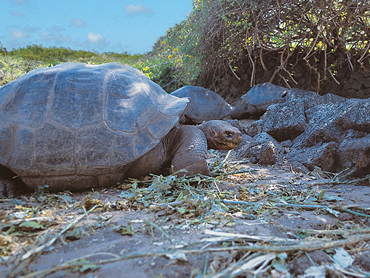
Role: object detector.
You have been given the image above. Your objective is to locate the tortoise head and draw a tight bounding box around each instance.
[198,120,242,150]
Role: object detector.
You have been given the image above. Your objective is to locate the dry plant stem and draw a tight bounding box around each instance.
[146,220,173,245]
[279,73,290,88]
[211,149,232,173]
[246,47,255,87]
[347,52,354,72]
[328,68,340,85]
[275,222,370,235]
[357,41,370,64]
[328,265,368,278]
[228,63,240,81]
[22,204,98,259]
[222,200,327,210]
[225,200,370,218]
[260,48,267,71]
[296,173,370,186]
[342,208,370,218]
[0,199,14,202]
[21,233,370,278]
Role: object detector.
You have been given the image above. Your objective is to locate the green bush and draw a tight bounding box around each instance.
[149,19,205,92]
[187,0,370,89]
[149,0,370,92]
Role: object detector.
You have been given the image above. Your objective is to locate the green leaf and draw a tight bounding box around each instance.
[177,206,187,214]
[19,221,45,230]
[70,259,99,273]
[65,228,84,241]
[113,224,135,236]
[318,189,325,200]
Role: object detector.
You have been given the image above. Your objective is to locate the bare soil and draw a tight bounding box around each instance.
[1,159,370,278]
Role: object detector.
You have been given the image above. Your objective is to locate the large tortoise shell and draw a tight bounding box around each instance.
[0,62,188,190]
[171,85,232,123]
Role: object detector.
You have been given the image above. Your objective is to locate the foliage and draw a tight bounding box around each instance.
[1,44,143,64]
[186,0,370,90]
[0,43,193,91]
[0,45,145,86]
[0,56,46,85]
[148,19,205,92]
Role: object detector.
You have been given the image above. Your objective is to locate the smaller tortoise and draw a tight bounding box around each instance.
[0,63,242,196]
[171,85,233,124]
[230,82,288,119]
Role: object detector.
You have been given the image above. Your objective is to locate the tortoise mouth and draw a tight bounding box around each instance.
[214,136,242,150]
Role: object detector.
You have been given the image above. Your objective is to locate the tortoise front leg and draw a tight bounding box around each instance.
[170,126,211,177]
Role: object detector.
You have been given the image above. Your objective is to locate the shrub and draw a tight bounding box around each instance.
[189,0,370,91]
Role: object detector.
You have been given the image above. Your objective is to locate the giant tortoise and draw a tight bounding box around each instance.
[171,85,233,124]
[230,82,289,118]
[0,63,242,196]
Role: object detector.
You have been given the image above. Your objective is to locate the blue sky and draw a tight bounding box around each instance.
[1,0,193,54]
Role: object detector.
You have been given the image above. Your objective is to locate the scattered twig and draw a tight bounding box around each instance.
[211,150,232,173]
[222,200,327,210]
[223,200,369,218]
[328,68,340,85]
[202,230,297,243]
[275,222,370,236]
[342,208,370,218]
[146,220,173,245]
[228,63,240,81]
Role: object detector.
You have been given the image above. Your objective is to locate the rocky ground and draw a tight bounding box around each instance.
[1,152,370,277]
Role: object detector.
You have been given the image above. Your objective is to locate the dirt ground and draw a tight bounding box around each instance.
[1,158,370,278]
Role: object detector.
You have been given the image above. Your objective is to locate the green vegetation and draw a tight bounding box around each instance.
[151,0,370,92]
[1,0,370,93]
[0,45,146,86]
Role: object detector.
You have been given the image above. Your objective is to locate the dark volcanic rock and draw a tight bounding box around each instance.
[282,88,320,110]
[235,85,370,177]
[262,100,306,141]
[285,142,338,172]
[336,98,370,132]
[293,102,346,147]
[243,119,264,137]
[319,93,347,106]
[338,131,370,175]
[236,133,284,165]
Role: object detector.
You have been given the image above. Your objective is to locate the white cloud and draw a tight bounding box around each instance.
[69,19,85,28]
[24,26,39,33]
[41,31,54,41]
[87,32,104,44]
[52,26,65,32]
[10,29,29,39]
[124,4,153,15]
[56,35,72,43]
[41,31,72,44]
[85,32,108,50]
[10,11,25,17]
